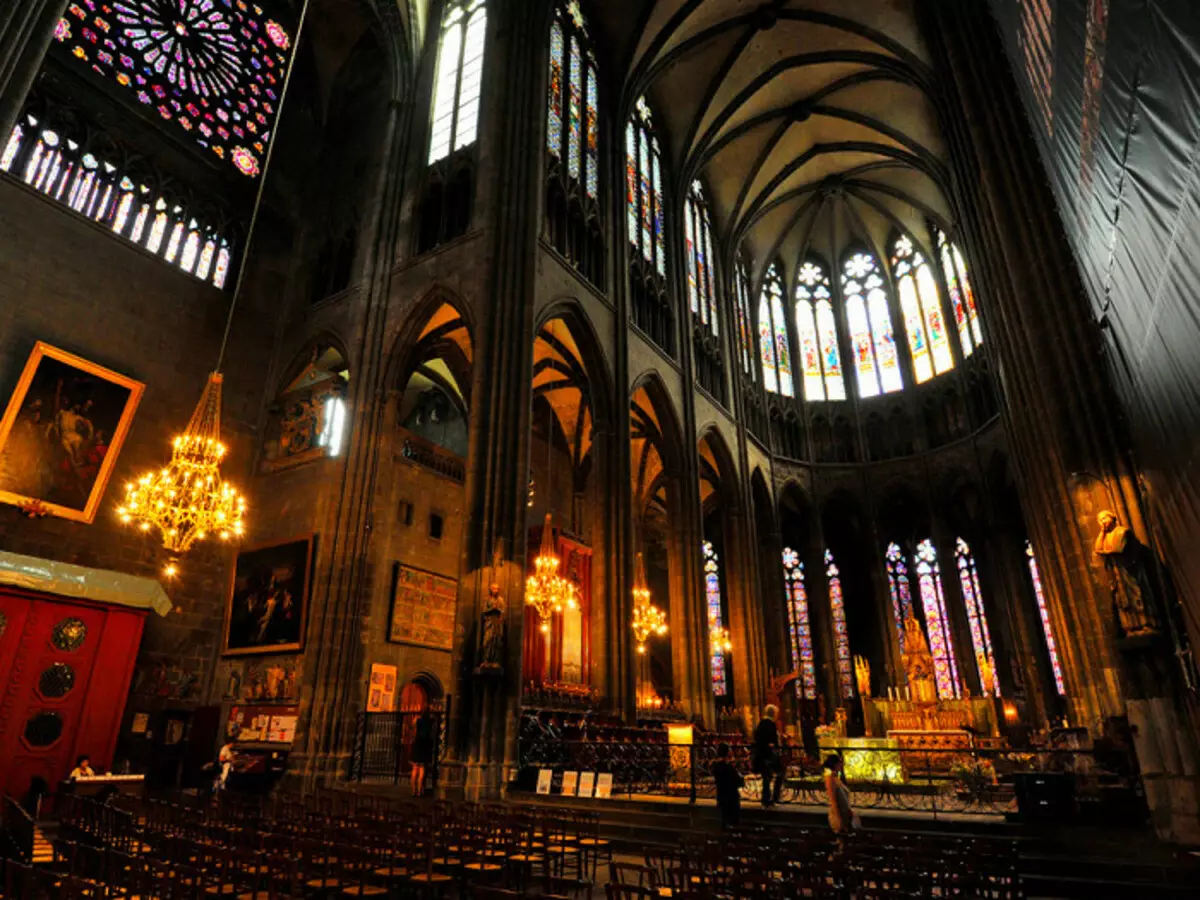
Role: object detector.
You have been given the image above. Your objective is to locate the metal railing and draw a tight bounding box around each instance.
[1,794,34,862]
[349,701,449,785]
[519,735,1145,821]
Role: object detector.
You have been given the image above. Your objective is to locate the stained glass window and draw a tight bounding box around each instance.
[782,548,817,700]
[704,541,728,697]
[892,234,954,382]
[55,1,294,178]
[886,542,915,653]
[1027,541,1066,695]
[626,96,665,275]
[2,112,237,287]
[429,0,487,164]
[795,259,845,401]
[547,2,599,199]
[915,539,960,699]
[685,181,718,334]
[825,550,853,700]
[956,538,999,696]
[842,251,901,397]
[758,265,793,397]
[735,254,755,381]
[935,228,983,357]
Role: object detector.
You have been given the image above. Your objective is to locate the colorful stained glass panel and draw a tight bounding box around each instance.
[826,550,853,700]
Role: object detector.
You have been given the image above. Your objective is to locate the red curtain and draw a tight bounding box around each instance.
[523,523,592,686]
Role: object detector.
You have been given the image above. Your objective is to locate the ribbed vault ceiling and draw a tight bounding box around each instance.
[594,0,952,275]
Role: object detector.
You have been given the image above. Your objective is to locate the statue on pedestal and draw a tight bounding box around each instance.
[901,614,938,704]
[1094,510,1160,639]
[475,545,507,676]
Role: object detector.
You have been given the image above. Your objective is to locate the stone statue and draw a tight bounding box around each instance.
[476,544,507,676]
[1094,510,1160,638]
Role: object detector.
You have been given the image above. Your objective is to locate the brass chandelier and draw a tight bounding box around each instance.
[631,552,667,653]
[525,512,579,633]
[114,1,316,577]
[117,373,245,575]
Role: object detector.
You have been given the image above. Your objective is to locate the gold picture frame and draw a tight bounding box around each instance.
[0,341,144,523]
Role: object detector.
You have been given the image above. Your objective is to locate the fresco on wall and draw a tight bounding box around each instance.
[223,537,313,656]
[0,342,143,523]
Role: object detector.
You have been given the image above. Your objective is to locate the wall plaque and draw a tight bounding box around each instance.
[387,563,457,651]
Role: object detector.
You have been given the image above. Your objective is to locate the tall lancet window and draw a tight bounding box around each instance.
[734,255,756,381]
[429,0,488,164]
[782,548,817,700]
[935,228,984,357]
[757,264,794,397]
[891,234,954,383]
[626,96,672,353]
[685,180,718,333]
[956,539,999,696]
[1027,541,1066,695]
[915,539,961,699]
[547,1,598,196]
[841,251,901,398]
[626,96,666,275]
[825,550,853,700]
[545,1,602,286]
[704,541,729,697]
[795,259,845,401]
[886,543,915,652]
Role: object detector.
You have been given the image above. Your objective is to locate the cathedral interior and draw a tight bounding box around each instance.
[3,0,1200,888]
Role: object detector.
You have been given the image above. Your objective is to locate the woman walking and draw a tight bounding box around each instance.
[824,754,860,833]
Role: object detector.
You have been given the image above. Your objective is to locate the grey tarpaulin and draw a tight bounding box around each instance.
[989,0,1200,649]
[0,549,172,617]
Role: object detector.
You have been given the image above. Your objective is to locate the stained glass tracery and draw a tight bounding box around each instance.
[685,180,718,334]
[956,538,999,696]
[735,256,755,380]
[915,539,960,700]
[626,97,665,276]
[704,541,728,697]
[885,542,915,652]
[935,228,983,356]
[842,251,901,397]
[782,548,817,700]
[758,265,794,397]
[1027,541,1066,695]
[795,259,845,401]
[2,112,232,286]
[56,1,294,178]
[547,2,599,199]
[892,234,954,383]
[429,0,487,164]
[825,549,853,700]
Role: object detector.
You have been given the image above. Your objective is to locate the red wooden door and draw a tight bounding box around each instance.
[0,589,143,797]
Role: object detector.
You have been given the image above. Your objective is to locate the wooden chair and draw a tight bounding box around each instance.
[608,862,658,890]
[604,885,657,900]
[338,844,387,898]
[469,888,521,900]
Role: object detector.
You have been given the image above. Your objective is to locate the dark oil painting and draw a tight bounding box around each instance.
[223,537,313,656]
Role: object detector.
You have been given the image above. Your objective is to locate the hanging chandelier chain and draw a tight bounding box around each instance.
[215,0,315,373]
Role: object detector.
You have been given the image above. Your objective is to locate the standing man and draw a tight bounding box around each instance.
[752,705,784,807]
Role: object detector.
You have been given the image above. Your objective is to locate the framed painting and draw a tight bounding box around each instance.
[223,536,314,657]
[387,562,457,651]
[0,342,144,523]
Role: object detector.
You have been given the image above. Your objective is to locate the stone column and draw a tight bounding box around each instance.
[0,1,66,141]
[457,0,550,797]
[291,10,415,788]
[921,0,1200,842]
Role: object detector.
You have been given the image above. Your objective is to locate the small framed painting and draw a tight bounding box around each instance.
[223,536,314,656]
[0,342,144,523]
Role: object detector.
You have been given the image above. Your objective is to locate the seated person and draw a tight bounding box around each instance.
[69,755,96,781]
